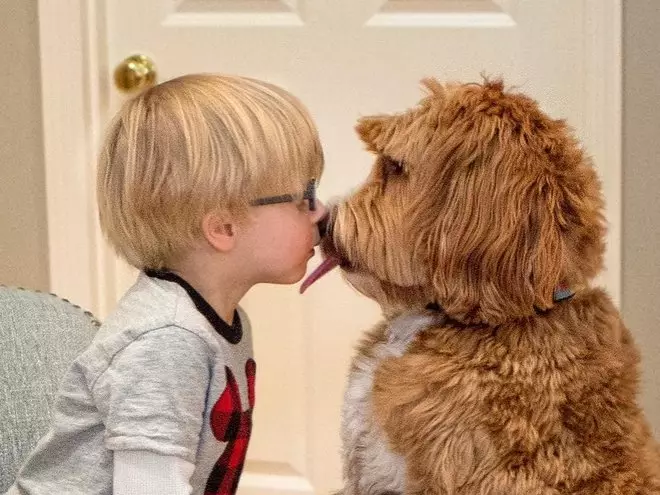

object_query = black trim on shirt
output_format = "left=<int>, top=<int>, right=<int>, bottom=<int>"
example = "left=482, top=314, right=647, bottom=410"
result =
left=145, top=269, right=243, bottom=344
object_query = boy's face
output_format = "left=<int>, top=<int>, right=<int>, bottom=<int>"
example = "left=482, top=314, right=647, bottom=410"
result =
left=239, top=187, right=327, bottom=286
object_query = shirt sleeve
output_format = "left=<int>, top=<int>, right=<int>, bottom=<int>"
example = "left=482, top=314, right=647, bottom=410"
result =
left=92, top=326, right=213, bottom=463
left=113, top=450, right=195, bottom=495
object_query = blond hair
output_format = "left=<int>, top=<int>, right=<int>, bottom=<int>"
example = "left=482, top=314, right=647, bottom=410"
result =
left=97, top=73, right=324, bottom=270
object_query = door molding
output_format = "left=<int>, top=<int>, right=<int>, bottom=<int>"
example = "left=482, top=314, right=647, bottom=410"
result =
left=39, top=0, right=623, bottom=316
left=38, top=0, right=113, bottom=315
left=583, top=0, right=623, bottom=306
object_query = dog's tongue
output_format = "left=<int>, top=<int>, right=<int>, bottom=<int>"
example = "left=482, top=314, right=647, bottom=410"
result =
left=300, top=255, right=340, bottom=294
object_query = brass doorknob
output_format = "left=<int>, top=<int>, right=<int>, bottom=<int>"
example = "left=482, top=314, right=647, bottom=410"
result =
left=113, top=54, right=157, bottom=93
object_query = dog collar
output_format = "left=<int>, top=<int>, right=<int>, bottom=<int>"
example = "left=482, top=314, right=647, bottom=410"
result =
left=425, top=286, right=575, bottom=313
left=552, top=285, right=575, bottom=302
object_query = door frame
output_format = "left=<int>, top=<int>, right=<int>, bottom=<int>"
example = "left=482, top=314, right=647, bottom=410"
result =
left=38, top=0, right=622, bottom=316
left=39, top=0, right=112, bottom=314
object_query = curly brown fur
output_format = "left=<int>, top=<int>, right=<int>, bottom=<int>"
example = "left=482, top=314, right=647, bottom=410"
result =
left=328, top=78, right=660, bottom=494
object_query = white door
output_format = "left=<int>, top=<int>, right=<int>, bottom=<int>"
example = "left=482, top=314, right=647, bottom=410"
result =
left=39, top=1, right=621, bottom=493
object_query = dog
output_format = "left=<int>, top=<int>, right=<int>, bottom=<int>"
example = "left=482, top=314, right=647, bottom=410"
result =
left=302, top=78, right=660, bottom=494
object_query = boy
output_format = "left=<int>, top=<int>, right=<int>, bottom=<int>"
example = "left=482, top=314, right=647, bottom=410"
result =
left=6, top=74, right=327, bottom=494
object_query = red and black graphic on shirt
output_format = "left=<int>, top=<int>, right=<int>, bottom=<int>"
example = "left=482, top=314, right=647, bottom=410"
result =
left=205, top=358, right=256, bottom=495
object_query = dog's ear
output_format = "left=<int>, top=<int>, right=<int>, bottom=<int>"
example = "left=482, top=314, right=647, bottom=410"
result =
left=412, top=83, right=606, bottom=324
left=356, top=79, right=445, bottom=151
left=525, top=183, right=566, bottom=311
left=357, top=82, right=448, bottom=160
left=355, top=115, right=397, bottom=154
left=421, top=169, right=566, bottom=324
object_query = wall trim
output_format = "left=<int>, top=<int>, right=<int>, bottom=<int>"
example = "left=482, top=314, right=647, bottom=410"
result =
left=582, top=0, right=622, bottom=305
left=38, top=0, right=111, bottom=315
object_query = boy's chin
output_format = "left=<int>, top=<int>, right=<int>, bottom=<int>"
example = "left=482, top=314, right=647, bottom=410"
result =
left=264, top=265, right=309, bottom=286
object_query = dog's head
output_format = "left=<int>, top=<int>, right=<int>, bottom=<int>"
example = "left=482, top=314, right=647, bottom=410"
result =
left=306, top=78, right=606, bottom=325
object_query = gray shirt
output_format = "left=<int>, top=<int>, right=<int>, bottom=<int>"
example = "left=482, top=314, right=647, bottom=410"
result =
left=6, top=272, right=255, bottom=495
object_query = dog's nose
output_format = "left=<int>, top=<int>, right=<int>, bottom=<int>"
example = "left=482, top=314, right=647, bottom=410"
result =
left=317, top=202, right=338, bottom=239
left=318, top=213, right=329, bottom=238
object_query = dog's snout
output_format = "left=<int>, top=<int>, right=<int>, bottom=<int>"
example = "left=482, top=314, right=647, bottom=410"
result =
left=318, top=202, right=338, bottom=239
left=318, top=215, right=329, bottom=238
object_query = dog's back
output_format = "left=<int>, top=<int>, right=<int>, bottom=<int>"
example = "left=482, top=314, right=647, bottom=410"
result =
left=360, top=289, right=660, bottom=494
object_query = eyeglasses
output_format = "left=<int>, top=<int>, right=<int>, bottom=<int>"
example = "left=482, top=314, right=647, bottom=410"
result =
left=249, top=179, right=318, bottom=211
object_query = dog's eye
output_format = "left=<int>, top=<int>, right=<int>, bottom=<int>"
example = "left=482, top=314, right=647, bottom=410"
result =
left=383, top=156, right=405, bottom=176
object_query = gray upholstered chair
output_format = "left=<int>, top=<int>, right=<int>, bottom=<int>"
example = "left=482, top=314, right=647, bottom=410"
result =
left=0, top=286, right=100, bottom=491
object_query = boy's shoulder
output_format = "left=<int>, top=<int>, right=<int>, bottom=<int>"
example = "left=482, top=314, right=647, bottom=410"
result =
left=83, top=274, right=228, bottom=366
left=98, top=273, right=199, bottom=335
left=73, top=273, right=252, bottom=384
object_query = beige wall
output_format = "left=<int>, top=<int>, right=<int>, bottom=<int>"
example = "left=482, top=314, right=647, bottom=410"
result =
left=0, top=0, right=49, bottom=291
left=0, top=0, right=658, bottom=431
left=622, top=0, right=660, bottom=436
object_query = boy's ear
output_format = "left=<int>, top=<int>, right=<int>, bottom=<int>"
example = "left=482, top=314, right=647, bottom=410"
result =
left=202, top=211, right=236, bottom=252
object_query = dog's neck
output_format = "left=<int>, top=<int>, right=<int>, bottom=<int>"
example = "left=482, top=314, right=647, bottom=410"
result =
left=425, top=286, right=576, bottom=318
left=552, top=285, right=575, bottom=302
